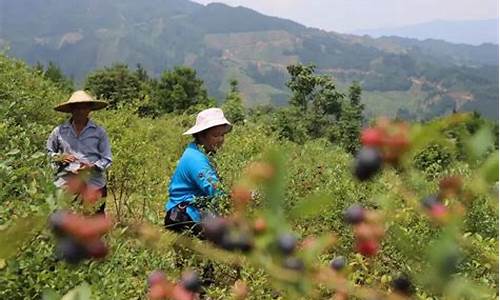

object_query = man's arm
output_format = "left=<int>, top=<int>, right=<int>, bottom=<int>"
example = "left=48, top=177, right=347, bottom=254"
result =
left=93, top=128, right=112, bottom=171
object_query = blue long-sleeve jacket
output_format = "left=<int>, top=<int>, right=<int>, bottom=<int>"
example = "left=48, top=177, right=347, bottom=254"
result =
left=165, top=143, right=222, bottom=222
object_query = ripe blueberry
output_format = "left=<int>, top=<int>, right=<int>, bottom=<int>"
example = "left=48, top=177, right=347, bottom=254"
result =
left=391, top=275, right=413, bottom=296
left=277, top=233, right=297, bottom=255
left=343, top=204, right=365, bottom=225
left=282, top=257, right=305, bottom=271
left=329, top=256, right=346, bottom=271
left=421, top=195, right=440, bottom=209
left=201, top=216, right=228, bottom=244
left=55, top=237, right=88, bottom=264
left=148, top=270, right=166, bottom=288
left=354, top=147, right=382, bottom=181
left=180, top=270, right=201, bottom=293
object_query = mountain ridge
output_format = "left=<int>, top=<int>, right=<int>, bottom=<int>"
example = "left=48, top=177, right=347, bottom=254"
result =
left=0, top=0, right=497, bottom=120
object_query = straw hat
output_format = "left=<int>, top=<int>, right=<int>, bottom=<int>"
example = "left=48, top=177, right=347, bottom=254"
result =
left=54, top=90, right=108, bottom=113
left=183, top=108, right=232, bottom=135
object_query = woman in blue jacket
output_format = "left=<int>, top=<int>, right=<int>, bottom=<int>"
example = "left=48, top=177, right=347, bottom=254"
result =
left=165, top=108, right=232, bottom=234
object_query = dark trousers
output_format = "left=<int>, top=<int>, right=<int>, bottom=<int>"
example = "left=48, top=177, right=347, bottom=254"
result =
left=164, top=205, right=202, bottom=236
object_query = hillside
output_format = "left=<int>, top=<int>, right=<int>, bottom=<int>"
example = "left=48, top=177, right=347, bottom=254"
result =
left=353, top=18, right=499, bottom=46
left=0, top=0, right=497, bottom=119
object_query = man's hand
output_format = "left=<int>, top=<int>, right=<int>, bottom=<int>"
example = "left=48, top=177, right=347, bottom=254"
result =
left=61, top=154, right=77, bottom=163
left=79, top=162, right=95, bottom=171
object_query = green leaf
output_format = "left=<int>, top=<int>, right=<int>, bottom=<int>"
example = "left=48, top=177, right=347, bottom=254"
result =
left=290, top=191, right=332, bottom=219
left=466, top=126, right=494, bottom=161
left=0, top=216, right=46, bottom=259
left=61, top=282, right=91, bottom=300
left=31, top=151, right=46, bottom=159
left=42, top=289, right=61, bottom=300
left=6, top=149, right=20, bottom=156
left=479, top=150, right=499, bottom=184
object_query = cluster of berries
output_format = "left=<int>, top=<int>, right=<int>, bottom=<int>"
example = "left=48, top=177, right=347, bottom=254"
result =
left=65, top=175, right=103, bottom=207
left=148, top=270, right=200, bottom=300
left=355, top=119, right=411, bottom=181
left=276, top=233, right=305, bottom=272
left=201, top=215, right=254, bottom=253
left=344, top=205, right=385, bottom=257
left=421, top=176, right=463, bottom=223
left=49, top=210, right=112, bottom=264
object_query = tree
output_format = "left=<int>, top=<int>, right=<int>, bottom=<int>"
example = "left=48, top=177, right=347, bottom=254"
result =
left=151, top=66, right=213, bottom=114
left=222, top=79, right=245, bottom=124
left=34, top=61, right=74, bottom=93
left=286, top=64, right=343, bottom=118
left=336, top=82, right=364, bottom=153
left=84, top=64, right=142, bottom=109
left=283, top=64, right=345, bottom=141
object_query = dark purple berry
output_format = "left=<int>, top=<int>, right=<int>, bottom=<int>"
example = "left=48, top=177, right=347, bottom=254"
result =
left=329, top=256, right=346, bottom=271
left=391, top=275, right=413, bottom=296
left=354, top=147, right=382, bottom=181
left=343, top=204, right=365, bottom=225
left=180, top=270, right=201, bottom=293
left=48, top=210, right=68, bottom=236
left=440, top=251, right=460, bottom=277
left=282, top=257, right=305, bottom=272
left=421, top=194, right=440, bottom=209
left=219, top=230, right=253, bottom=252
left=148, top=270, right=166, bottom=287
left=277, top=233, right=297, bottom=255
left=55, top=237, right=88, bottom=264
left=201, top=216, right=228, bottom=244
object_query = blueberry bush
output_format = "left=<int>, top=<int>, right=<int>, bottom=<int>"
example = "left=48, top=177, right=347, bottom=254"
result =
left=0, top=54, right=498, bottom=299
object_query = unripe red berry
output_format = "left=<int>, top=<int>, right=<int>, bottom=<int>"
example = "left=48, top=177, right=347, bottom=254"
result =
left=148, top=270, right=167, bottom=288
left=253, top=217, right=267, bottom=234
left=356, top=239, right=379, bottom=257
left=430, top=203, right=448, bottom=219
left=361, top=128, right=385, bottom=147
left=231, top=185, right=252, bottom=207
left=86, top=239, right=108, bottom=259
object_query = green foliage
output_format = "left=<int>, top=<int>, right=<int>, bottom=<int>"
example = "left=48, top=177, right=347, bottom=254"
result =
left=150, top=66, right=214, bottom=115
left=34, top=61, right=74, bottom=94
left=84, top=64, right=143, bottom=109
left=413, top=143, right=454, bottom=178
left=0, top=54, right=498, bottom=299
left=334, top=83, right=364, bottom=154
left=222, top=79, right=246, bottom=124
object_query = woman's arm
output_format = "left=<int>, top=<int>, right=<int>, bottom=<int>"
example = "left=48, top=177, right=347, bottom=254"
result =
left=187, top=156, right=223, bottom=198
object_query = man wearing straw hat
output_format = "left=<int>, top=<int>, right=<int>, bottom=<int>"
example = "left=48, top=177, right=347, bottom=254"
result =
left=164, top=108, right=232, bottom=234
left=47, top=90, right=112, bottom=213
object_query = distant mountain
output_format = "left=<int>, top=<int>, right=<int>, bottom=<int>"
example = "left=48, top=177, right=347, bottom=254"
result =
left=354, top=19, right=499, bottom=46
left=0, top=0, right=497, bottom=120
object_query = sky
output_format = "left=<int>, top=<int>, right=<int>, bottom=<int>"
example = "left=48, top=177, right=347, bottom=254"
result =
left=192, top=0, right=499, bottom=33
